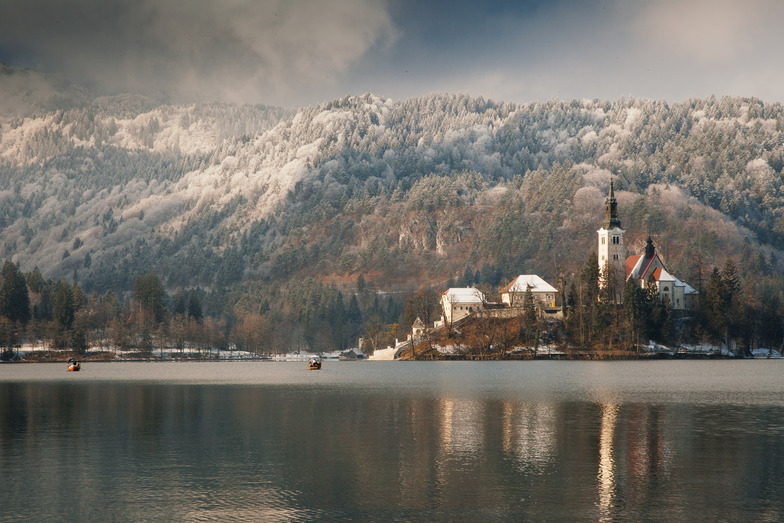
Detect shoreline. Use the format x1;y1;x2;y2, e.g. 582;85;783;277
1;350;756;363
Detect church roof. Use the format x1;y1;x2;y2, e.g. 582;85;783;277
625;255;642;279
626;249;698;295
501;275;557;294
651;267;676;283
678;280;698;295
626;253;660;280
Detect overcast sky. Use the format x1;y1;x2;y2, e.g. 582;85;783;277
2;0;783;108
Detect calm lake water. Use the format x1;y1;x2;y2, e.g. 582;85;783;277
2;360;784;521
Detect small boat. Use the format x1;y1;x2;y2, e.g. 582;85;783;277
67;359;81;372
308;356;321;370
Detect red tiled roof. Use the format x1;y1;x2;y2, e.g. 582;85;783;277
625;255;641;279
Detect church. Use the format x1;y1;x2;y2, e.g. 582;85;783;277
598;179;697;310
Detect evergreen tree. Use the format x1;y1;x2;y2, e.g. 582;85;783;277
26;267;45;294
720;259;743;346
461;265;474;287
623;279;647;351
187;290;203;321
133;271;168;324
36;283;54;321
0;317;19;360
172;288;187;316
521;286;537;345
0;261;31;325
704;267;727;344
53;280;75;332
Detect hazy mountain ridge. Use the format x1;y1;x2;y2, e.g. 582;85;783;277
0;63;92;118
1;71;783;314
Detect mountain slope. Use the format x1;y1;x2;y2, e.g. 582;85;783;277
0;74;783;319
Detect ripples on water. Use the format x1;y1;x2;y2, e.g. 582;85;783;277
1;360;784;521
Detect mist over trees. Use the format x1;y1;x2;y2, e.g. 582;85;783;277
2;85;784;354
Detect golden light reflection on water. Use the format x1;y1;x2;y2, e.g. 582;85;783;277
597;402;619;522
502;402;556;470
439;397;482;455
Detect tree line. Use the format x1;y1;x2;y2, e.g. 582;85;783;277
3;247;783;360
0;260;409;359
558;252;784;356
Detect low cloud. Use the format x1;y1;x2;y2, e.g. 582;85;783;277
628;0;781;64
3;0;784;107
1;0;396;106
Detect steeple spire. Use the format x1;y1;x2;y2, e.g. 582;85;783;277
602;177;622;229
644;236;655;258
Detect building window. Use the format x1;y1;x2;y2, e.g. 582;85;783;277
601;237;605;245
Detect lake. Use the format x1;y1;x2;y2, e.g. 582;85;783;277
2;360;784;521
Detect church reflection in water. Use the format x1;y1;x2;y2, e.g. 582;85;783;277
419;395;682;518
597;402;619;521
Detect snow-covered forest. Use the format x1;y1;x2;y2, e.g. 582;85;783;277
1;65;784;353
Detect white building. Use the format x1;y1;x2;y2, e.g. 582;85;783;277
441;287;485;324
500;275;558;308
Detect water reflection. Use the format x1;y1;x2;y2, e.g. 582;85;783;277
597;402;618;521
439;398;482;455
2;365;784;521
502;402;556;471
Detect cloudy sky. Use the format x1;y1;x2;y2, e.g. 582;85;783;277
2;0;783;108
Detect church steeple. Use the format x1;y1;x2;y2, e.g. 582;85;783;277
644;236;655;258
602;178;622;229
597;176;626;298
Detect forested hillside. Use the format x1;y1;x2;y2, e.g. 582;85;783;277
2;64;784;352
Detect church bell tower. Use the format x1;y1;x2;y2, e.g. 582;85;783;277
597;178;625;285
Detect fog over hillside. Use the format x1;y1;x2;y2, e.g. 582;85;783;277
1;66;783;320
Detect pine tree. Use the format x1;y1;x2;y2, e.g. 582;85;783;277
720;259;743;347
0;261;31;325
623;279;647;351
53;280;75;332
704;267;726;344
134;271;168;324
187;290;203;321
521;286;538;345
172;288;187;316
